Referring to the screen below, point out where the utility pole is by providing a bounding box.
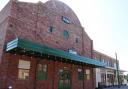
[115,53,120,88]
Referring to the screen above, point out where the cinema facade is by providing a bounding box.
[0,0,105,89]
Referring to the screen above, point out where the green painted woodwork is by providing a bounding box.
[58,70,71,89]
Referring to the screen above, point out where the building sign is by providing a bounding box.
[68,49,77,55]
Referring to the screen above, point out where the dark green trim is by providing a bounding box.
[6,38,106,67]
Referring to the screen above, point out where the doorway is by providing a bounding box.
[58,69,71,89]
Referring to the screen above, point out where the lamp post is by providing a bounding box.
[115,53,120,88]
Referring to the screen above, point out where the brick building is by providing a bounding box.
[0,0,105,89]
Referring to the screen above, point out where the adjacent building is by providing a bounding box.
[0,0,105,89]
[93,50,126,88]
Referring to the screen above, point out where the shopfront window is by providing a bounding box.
[78,68,84,80]
[18,69,29,79]
[85,69,91,80]
[36,64,47,80]
[18,60,30,80]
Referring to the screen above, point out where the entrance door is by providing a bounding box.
[58,69,71,89]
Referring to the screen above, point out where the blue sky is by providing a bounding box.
[0,0,128,73]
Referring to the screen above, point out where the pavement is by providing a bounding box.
[103,86,128,89]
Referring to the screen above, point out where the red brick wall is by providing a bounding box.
[0,18,9,62]
[82,31,92,58]
[6,0,92,56]
[0,53,36,89]
[2,53,94,89]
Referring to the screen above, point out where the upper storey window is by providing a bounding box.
[62,16,71,24]
[48,26,55,33]
[63,30,69,40]
[75,36,80,43]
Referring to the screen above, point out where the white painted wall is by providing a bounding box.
[95,68,101,88]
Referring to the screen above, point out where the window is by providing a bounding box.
[36,64,47,80]
[58,69,71,89]
[107,61,109,66]
[101,73,106,82]
[63,30,69,40]
[111,62,114,67]
[58,69,71,80]
[18,60,30,80]
[78,68,84,80]
[48,26,55,33]
[18,69,29,80]
[75,37,79,43]
[99,59,102,62]
[61,16,71,24]
[85,69,91,80]
[114,63,117,69]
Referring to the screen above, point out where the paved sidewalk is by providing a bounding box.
[103,86,128,89]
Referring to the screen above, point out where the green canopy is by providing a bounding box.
[6,38,106,67]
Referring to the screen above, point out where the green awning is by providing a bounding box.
[6,38,106,67]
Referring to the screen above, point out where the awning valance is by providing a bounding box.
[6,38,106,67]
